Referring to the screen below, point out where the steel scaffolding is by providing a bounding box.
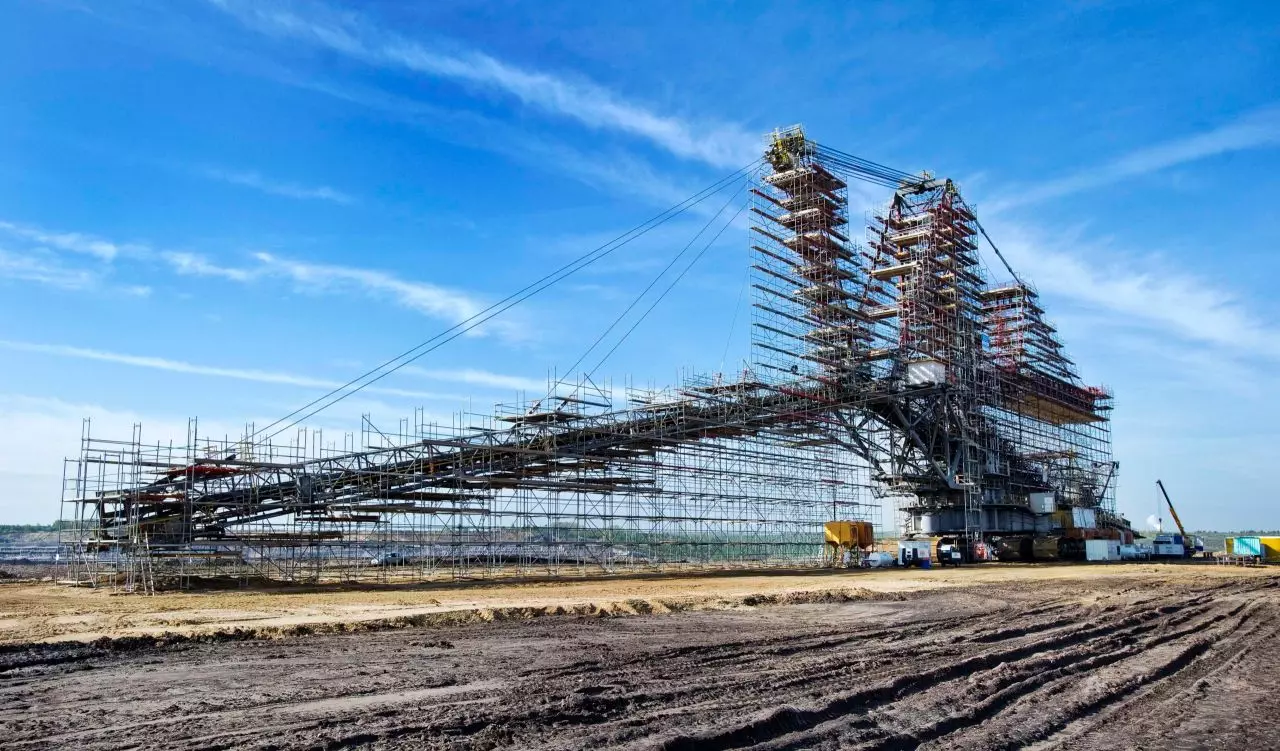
[59,126,1117,588]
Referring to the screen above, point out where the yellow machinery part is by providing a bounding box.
[825,520,875,549]
[824,521,855,547]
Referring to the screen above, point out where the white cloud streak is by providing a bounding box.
[986,219,1280,360]
[209,0,759,168]
[0,340,465,401]
[0,219,513,335]
[970,108,1280,367]
[251,252,492,329]
[401,366,546,392]
[0,248,100,290]
[196,166,355,203]
[0,220,138,261]
[162,250,256,281]
[990,105,1280,210]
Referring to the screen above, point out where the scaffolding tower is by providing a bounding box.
[59,126,1118,588]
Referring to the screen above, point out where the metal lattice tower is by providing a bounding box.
[58,126,1119,586]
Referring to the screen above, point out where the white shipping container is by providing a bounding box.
[1085,540,1122,561]
[898,540,932,566]
[1029,492,1056,514]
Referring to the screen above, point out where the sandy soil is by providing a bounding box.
[1,565,1278,749]
[0,563,1263,644]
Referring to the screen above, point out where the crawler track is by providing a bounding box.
[3,574,1277,749]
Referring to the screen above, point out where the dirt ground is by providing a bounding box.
[0,563,1257,644]
[2,564,1277,749]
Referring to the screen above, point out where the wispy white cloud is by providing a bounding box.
[250,252,477,319]
[208,0,759,168]
[162,250,256,281]
[989,105,1280,211]
[0,339,467,401]
[0,218,517,335]
[986,218,1280,360]
[0,246,157,298]
[196,166,355,203]
[401,365,545,392]
[0,248,100,290]
[0,220,260,284]
[0,220,138,261]
[251,252,523,338]
[201,46,715,210]
[971,107,1280,367]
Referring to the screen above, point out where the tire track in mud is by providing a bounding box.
[1024,597,1279,750]
[570,606,1162,747]
[853,602,1257,750]
[375,581,1264,750]
[532,612,1005,742]
[4,574,1277,751]
[635,585,1263,751]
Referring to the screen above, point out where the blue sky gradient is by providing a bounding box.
[2,0,1278,529]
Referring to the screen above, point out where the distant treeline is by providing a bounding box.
[1133,530,1278,537]
[0,521,77,534]
[1180,530,1280,552]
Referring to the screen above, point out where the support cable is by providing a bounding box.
[718,256,751,375]
[973,217,1025,287]
[811,142,919,188]
[543,176,749,403]
[252,160,761,442]
[588,201,750,380]
[819,138,1023,287]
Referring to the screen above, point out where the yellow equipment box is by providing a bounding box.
[824,521,874,548]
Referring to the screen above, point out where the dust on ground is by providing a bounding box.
[0,562,1263,644]
[1,565,1276,750]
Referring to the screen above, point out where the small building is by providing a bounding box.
[898,539,932,567]
[1085,539,1121,561]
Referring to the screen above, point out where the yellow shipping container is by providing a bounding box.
[1260,537,1280,562]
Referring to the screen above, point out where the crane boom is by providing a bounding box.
[1155,479,1189,539]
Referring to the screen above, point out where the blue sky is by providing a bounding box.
[1,0,1278,530]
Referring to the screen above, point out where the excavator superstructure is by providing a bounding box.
[61,127,1123,588]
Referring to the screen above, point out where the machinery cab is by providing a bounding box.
[898,539,932,568]
[937,542,964,566]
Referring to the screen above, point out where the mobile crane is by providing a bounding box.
[1155,480,1203,558]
